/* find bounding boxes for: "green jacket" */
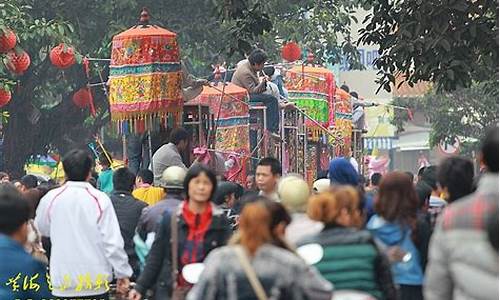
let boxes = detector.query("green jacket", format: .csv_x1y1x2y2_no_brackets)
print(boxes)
98,168,114,194
298,225,397,300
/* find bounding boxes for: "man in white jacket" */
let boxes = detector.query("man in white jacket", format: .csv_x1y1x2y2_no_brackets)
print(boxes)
35,149,132,299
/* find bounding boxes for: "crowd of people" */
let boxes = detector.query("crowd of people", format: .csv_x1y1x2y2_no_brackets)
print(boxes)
0,126,497,300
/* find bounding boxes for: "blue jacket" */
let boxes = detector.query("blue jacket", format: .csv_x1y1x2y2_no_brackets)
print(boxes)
0,235,52,300
366,215,424,286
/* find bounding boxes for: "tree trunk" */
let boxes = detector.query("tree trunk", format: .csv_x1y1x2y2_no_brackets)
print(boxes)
1,59,109,178
3,98,36,178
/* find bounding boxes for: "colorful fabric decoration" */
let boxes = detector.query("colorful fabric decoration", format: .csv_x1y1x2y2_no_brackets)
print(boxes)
108,22,182,134
5,50,30,75
285,65,336,128
50,43,76,69
188,83,250,184
334,88,353,151
305,144,318,186
288,91,329,125
0,29,16,53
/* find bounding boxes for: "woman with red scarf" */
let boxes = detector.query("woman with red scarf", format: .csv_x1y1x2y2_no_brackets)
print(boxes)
129,164,232,300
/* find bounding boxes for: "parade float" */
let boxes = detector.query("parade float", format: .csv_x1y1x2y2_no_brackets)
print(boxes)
284,63,351,184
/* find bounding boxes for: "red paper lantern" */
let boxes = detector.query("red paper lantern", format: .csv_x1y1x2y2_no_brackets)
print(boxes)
0,88,11,107
50,43,76,69
72,87,92,108
0,30,16,53
5,50,31,75
281,42,302,62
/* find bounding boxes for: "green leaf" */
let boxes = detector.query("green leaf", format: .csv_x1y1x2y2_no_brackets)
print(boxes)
440,39,451,52
447,69,455,80
452,1,469,12
469,24,477,38
75,52,82,64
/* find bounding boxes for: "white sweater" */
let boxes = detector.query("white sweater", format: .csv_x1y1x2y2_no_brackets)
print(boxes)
35,181,132,297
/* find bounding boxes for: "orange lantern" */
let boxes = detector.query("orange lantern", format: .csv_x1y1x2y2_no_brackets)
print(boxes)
72,87,92,108
0,87,11,107
50,43,76,69
281,42,302,62
6,50,31,75
0,29,16,53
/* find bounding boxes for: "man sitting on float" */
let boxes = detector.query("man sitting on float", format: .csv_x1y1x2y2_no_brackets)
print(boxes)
232,48,291,137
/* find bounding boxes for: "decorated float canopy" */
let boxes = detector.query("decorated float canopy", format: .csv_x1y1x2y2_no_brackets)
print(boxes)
334,87,354,152
108,9,182,134
285,65,337,144
187,83,250,184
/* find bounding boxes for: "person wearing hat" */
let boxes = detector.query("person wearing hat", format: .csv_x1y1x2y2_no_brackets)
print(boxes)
329,158,359,187
278,175,323,246
136,166,187,242
313,178,331,194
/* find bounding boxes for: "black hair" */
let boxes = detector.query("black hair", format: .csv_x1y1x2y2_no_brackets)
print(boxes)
63,149,93,181
421,165,438,190
340,85,350,93
21,174,38,189
415,181,432,208
417,166,427,177
88,177,97,188
183,164,218,201
264,200,292,228
170,127,190,145
137,169,154,185
257,157,282,176
350,91,359,99
482,126,498,173
0,172,9,180
213,181,244,206
112,167,136,192
263,200,292,251
99,153,112,167
370,173,383,186
437,156,474,203
405,171,415,182
0,184,30,235
248,49,267,65
262,66,275,77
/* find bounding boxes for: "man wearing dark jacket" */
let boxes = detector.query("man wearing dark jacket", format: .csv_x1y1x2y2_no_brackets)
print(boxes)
0,184,52,300
110,167,148,278
137,166,187,242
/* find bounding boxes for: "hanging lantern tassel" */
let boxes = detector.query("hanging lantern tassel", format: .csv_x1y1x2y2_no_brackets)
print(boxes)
83,57,90,78
87,87,96,117
406,108,414,121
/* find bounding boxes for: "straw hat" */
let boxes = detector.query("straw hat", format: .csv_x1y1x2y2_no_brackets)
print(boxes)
159,166,187,189
278,175,310,213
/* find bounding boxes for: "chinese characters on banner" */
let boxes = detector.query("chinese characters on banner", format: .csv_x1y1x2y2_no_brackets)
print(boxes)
6,272,111,293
